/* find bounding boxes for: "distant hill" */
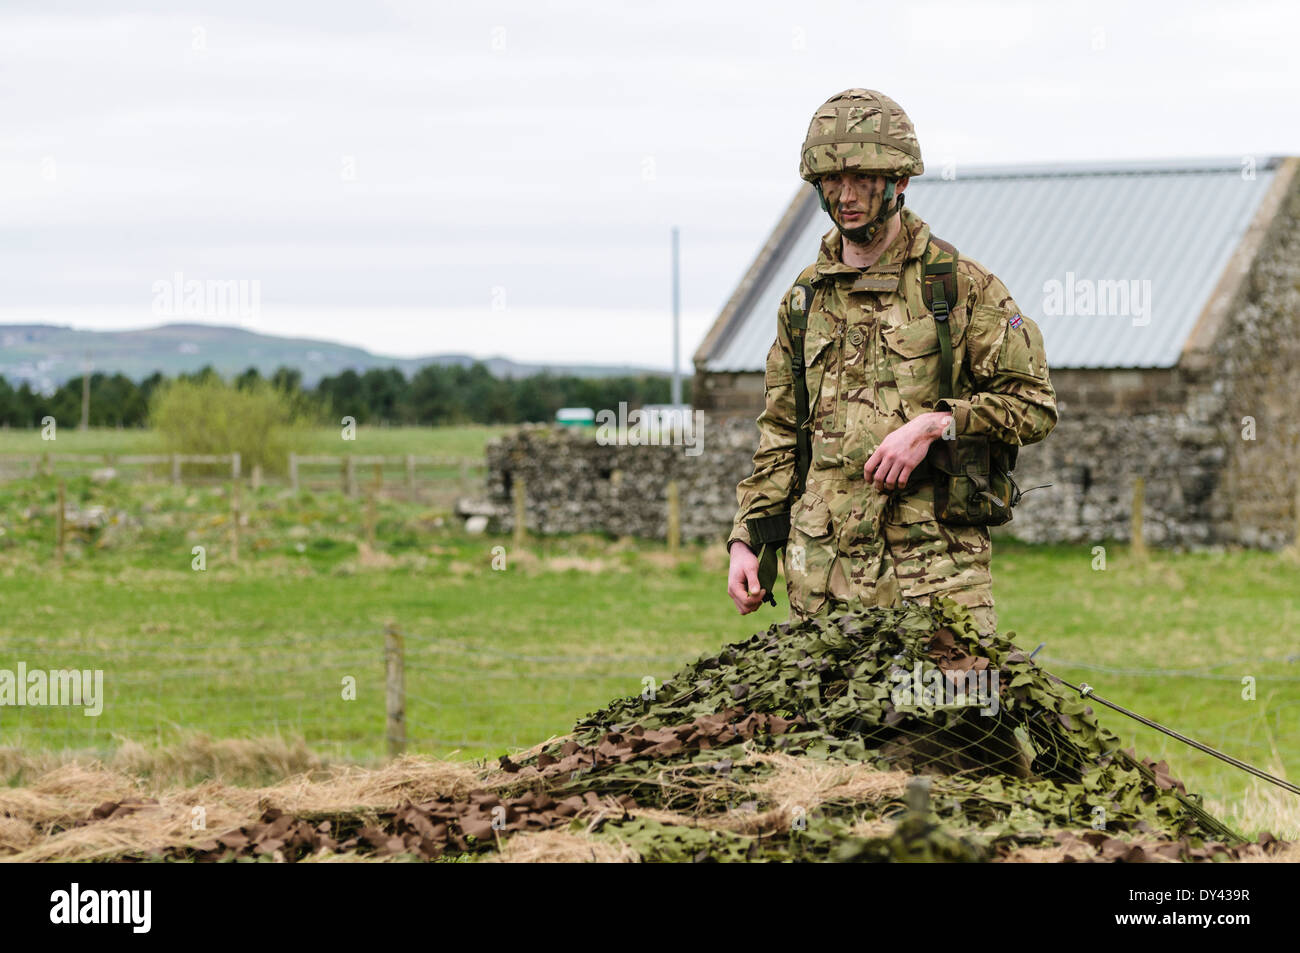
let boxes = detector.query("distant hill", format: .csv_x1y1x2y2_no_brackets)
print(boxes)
0,323,667,390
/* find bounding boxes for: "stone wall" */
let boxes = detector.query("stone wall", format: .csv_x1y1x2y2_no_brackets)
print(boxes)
481,373,1293,549
1214,174,1300,548
481,391,1230,549
483,421,757,542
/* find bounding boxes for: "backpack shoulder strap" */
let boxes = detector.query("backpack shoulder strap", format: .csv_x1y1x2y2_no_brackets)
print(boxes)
922,236,959,402
785,265,820,497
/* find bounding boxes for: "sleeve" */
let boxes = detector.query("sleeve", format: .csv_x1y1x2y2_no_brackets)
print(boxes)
725,289,800,553
935,267,1058,447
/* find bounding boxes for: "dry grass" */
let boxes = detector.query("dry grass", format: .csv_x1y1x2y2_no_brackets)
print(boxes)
999,844,1079,863
748,751,909,815
354,541,398,568
847,817,895,840
1236,840,1300,863
1,736,1289,863
997,829,1096,863
545,555,620,574
1,734,325,789
1204,770,1300,842
0,751,484,862
600,749,908,838
637,552,682,571
487,828,640,863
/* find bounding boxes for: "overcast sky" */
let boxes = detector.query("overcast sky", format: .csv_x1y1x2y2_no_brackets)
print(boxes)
2,0,1297,370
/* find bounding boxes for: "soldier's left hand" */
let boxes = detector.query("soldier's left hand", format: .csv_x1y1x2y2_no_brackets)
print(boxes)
864,412,952,492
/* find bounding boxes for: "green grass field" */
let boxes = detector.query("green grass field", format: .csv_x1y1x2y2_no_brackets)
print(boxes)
1,429,1297,838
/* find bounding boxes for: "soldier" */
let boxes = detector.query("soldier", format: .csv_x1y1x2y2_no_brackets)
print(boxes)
725,89,1057,635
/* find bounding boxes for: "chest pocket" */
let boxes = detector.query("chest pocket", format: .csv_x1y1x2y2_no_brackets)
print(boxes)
802,326,836,410
880,312,968,414
801,325,840,467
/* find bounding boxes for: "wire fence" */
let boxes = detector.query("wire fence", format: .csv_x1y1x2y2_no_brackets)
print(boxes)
0,622,693,761
2,625,1295,798
0,452,487,508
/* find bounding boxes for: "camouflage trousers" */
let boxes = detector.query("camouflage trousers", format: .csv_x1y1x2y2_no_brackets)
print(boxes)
782,475,998,635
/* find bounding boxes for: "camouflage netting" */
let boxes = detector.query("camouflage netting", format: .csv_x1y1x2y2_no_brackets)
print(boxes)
95,602,1288,862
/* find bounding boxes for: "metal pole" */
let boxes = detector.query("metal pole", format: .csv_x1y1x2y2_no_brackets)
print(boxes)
671,226,681,406
1055,674,1300,798
80,358,90,430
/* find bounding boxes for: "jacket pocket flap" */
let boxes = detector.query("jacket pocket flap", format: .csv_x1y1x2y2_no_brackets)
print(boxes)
802,328,835,366
881,314,966,359
791,492,833,538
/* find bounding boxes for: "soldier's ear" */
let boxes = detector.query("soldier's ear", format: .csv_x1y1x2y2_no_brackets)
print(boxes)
897,176,910,194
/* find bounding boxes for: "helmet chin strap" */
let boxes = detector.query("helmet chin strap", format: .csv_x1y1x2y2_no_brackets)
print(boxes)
815,178,903,245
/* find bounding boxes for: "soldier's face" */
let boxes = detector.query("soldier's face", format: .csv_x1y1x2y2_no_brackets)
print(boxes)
819,172,887,226
819,173,909,228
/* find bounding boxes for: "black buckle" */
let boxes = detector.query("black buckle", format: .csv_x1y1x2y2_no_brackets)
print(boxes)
929,281,950,323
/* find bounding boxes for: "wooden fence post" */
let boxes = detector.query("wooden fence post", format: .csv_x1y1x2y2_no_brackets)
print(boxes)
385,623,406,758
666,480,681,557
56,479,65,564
1131,476,1147,560
345,455,357,497
288,453,299,492
512,475,526,550
1293,479,1300,553
251,464,262,493
459,458,470,497
231,481,241,565
405,454,416,495
365,486,377,548
230,452,241,481
171,453,181,485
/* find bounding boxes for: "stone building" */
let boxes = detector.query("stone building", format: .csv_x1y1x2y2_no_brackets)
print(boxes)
481,157,1300,549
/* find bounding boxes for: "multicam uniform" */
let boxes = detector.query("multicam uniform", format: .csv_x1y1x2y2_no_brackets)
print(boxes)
727,206,1057,634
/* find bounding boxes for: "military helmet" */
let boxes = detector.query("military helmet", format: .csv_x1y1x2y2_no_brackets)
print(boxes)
799,89,924,182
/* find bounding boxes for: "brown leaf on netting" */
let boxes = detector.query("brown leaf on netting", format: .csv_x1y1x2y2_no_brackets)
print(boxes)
1139,758,1188,795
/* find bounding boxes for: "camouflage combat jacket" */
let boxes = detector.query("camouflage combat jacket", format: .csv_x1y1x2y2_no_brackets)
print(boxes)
727,206,1057,625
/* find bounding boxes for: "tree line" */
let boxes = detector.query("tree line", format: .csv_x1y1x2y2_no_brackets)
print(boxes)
0,362,691,428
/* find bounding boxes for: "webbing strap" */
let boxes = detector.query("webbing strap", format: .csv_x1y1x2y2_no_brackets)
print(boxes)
789,281,814,497
923,245,958,402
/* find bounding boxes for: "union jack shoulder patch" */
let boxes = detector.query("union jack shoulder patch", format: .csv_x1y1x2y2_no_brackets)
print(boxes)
1009,312,1024,329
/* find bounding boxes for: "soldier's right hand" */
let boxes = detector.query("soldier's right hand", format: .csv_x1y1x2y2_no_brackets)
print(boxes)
727,541,765,615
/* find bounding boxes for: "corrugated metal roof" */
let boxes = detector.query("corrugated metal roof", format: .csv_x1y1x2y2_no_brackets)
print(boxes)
702,157,1281,372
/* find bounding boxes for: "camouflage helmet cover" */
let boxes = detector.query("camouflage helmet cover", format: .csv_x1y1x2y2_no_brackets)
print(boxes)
799,88,924,182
